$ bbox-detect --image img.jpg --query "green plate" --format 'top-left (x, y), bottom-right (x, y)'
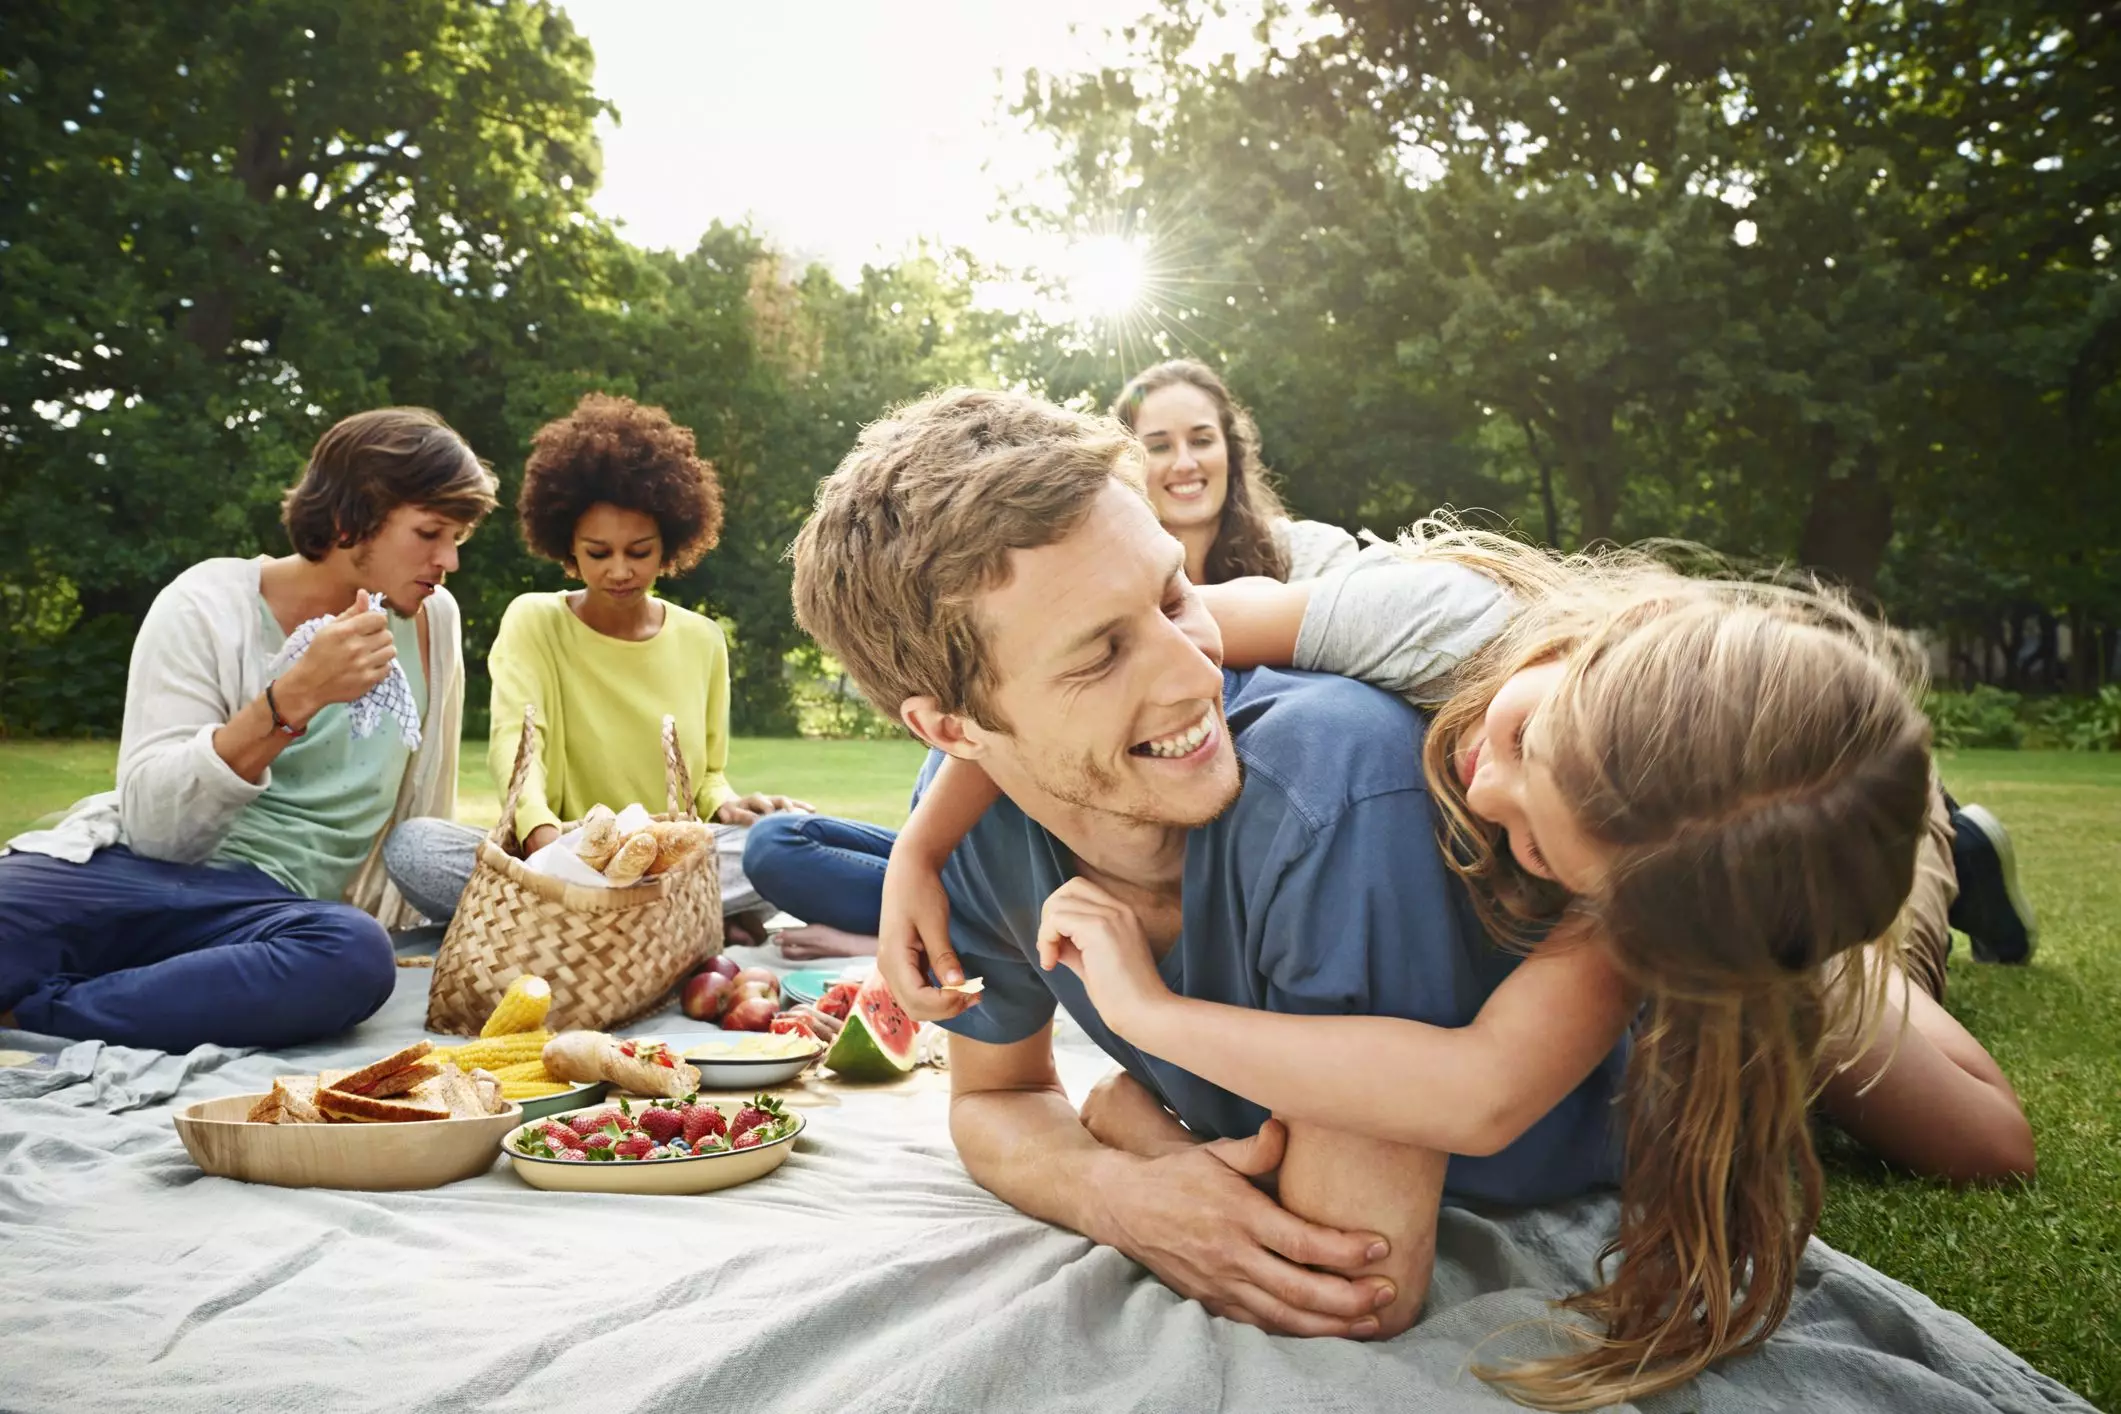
top-left (779, 968), bottom-right (867, 1006)
top-left (516, 1079), bottom-right (607, 1123)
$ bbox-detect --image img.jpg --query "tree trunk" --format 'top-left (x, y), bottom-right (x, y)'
top-left (1554, 403), bottom-right (1621, 544)
top-left (1518, 416), bottom-right (1564, 547)
top-left (1797, 443), bottom-right (1894, 594)
top-left (180, 116), bottom-right (292, 361)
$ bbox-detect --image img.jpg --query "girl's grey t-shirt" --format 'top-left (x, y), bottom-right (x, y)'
top-left (1292, 544), bottom-right (1518, 704)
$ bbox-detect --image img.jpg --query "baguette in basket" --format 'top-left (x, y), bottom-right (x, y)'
top-left (543, 1031), bottom-right (701, 1099)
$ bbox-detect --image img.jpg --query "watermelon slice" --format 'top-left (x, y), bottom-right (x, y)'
top-left (823, 974), bottom-right (920, 1081)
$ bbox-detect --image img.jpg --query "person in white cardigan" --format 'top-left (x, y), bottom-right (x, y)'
top-left (0, 408), bottom-right (496, 1051)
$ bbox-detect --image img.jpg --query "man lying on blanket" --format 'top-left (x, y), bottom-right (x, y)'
top-left (0, 408), bottom-right (496, 1053)
top-left (788, 388), bottom-right (1626, 1338)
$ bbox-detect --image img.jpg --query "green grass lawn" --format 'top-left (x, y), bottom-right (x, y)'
top-left (1, 740), bottom-right (2114, 1400)
top-left (1819, 750), bottom-right (2121, 1407)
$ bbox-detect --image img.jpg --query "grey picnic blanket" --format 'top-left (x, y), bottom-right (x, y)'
top-left (0, 952), bottom-right (2093, 1414)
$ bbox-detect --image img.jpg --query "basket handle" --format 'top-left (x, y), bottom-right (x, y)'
top-left (662, 714), bottom-right (697, 821)
top-left (490, 703), bottom-right (538, 849)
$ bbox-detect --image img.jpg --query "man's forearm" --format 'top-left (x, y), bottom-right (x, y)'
top-left (949, 1085), bottom-right (1144, 1243)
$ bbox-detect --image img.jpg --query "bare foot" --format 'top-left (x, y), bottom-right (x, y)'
top-left (777, 924), bottom-right (880, 961)
top-left (724, 905), bottom-right (776, 948)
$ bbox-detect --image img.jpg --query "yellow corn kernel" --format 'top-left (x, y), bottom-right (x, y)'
top-left (500, 1080), bottom-right (570, 1099)
top-left (480, 975), bottom-right (553, 1038)
top-left (429, 1031), bottom-right (552, 1071)
top-left (488, 1059), bottom-right (552, 1083)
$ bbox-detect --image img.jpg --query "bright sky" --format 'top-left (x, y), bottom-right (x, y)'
top-left (556, 0), bottom-right (1165, 279)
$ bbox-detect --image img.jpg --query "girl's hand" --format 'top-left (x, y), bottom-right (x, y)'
top-left (877, 839), bottom-right (979, 1022)
top-left (1036, 877), bottom-right (1173, 1036)
top-left (518, 823), bottom-right (561, 857)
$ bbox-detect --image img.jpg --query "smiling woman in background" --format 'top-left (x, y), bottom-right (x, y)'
top-left (1111, 357), bottom-right (1359, 586)
top-left (384, 393), bottom-right (807, 941)
top-left (747, 357), bottom-right (1363, 961)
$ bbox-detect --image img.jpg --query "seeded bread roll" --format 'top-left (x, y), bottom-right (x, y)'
top-left (574, 804), bottom-right (621, 870)
top-left (602, 829), bottom-right (658, 886)
top-left (646, 820), bottom-right (712, 877)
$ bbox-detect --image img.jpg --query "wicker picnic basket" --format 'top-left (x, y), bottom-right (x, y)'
top-left (426, 706), bottom-right (722, 1036)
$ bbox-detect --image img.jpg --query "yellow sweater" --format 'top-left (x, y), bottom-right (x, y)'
top-left (486, 592), bottom-right (738, 842)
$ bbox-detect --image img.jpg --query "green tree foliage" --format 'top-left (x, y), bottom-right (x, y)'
top-left (1013, 0), bottom-right (2119, 630)
top-left (0, 1), bottom-right (1011, 734)
top-left (1, 0), bottom-right (611, 625)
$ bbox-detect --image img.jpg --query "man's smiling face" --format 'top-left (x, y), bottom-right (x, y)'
top-left (962, 480), bottom-right (1241, 830)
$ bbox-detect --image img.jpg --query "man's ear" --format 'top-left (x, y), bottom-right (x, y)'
top-left (900, 695), bottom-right (984, 759)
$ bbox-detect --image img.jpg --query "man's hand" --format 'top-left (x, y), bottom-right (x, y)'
top-left (1101, 1120), bottom-right (1398, 1338)
top-left (1037, 877), bottom-right (1171, 1037)
top-left (273, 590), bottom-right (395, 726)
top-left (714, 792), bottom-right (813, 826)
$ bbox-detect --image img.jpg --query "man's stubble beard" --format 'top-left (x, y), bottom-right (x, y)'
top-left (345, 543), bottom-right (412, 617)
top-left (1028, 739), bottom-right (1245, 833)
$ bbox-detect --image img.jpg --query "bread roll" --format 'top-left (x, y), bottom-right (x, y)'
top-left (575, 804), bottom-right (620, 870)
top-left (602, 828), bottom-right (658, 885)
top-left (646, 820), bottom-right (712, 877)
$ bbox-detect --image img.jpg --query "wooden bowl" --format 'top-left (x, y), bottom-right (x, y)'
top-left (501, 1101), bottom-right (802, 1195)
top-left (175, 1094), bottom-right (523, 1191)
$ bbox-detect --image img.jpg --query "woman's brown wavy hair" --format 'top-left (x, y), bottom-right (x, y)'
top-left (1398, 518), bottom-right (1933, 1409)
top-left (1111, 359), bottom-right (1290, 583)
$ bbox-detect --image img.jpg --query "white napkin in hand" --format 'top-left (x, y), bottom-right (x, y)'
top-left (265, 588), bottom-right (422, 749)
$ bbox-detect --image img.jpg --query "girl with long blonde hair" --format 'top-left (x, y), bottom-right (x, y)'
top-left (878, 519), bottom-right (2034, 1409)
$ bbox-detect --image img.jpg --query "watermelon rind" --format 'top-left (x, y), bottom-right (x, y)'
top-left (823, 980), bottom-right (919, 1082)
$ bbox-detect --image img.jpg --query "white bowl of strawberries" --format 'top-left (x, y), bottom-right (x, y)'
top-left (501, 1095), bottom-right (803, 1195)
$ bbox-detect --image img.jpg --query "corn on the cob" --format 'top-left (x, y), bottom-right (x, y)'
top-left (429, 1031), bottom-right (552, 1071)
top-left (479, 975), bottom-right (553, 1038)
top-left (488, 1059), bottom-right (554, 1083)
top-left (500, 1080), bottom-right (570, 1100)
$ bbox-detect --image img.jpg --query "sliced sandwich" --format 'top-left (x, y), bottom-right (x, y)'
top-left (246, 1074), bottom-right (326, 1124)
top-left (325, 1040), bottom-right (439, 1098)
top-left (316, 1073), bottom-right (451, 1124)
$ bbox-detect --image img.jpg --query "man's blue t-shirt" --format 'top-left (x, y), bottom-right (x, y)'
top-left (927, 666), bottom-right (1624, 1207)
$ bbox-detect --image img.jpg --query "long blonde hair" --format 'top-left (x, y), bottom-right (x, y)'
top-left (1400, 519), bottom-right (1933, 1409)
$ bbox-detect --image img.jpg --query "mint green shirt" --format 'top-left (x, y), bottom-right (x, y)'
top-left (211, 600), bottom-right (427, 900)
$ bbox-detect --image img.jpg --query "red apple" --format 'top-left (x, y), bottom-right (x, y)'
top-left (722, 996), bottom-right (780, 1032)
top-left (681, 970), bottom-right (734, 1022)
top-left (732, 965), bottom-right (780, 993)
top-left (704, 954), bottom-right (741, 981)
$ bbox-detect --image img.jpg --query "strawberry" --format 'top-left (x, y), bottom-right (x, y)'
top-left (541, 1121), bottom-right (585, 1149)
top-left (571, 1107), bottom-right (631, 1134)
top-left (730, 1129), bottom-right (762, 1150)
top-left (579, 1131), bottom-right (614, 1153)
top-left (679, 1102), bottom-right (727, 1147)
top-left (728, 1096), bottom-right (786, 1141)
top-left (613, 1133), bottom-right (655, 1160)
top-left (637, 1107), bottom-right (685, 1144)
top-left (556, 1147), bottom-right (588, 1162)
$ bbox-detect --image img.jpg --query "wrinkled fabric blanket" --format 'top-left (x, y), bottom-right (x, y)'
top-left (0, 951), bottom-right (2092, 1414)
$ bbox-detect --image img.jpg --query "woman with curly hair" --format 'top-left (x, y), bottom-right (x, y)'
top-left (749, 358), bottom-right (1364, 961)
top-left (384, 393), bottom-right (807, 933)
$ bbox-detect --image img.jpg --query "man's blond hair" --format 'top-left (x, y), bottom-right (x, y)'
top-left (790, 387), bottom-right (1143, 730)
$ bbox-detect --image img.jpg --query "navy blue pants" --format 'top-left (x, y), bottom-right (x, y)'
top-left (0, 847), bottom-right (395, 1051)
top-left (741, 814), bottom-right (895, 935)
